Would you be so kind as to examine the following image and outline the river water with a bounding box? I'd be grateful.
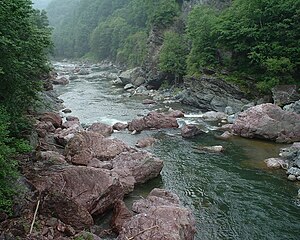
[54,63,300,240]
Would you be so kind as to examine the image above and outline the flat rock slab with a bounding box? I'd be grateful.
[65,131,130,165]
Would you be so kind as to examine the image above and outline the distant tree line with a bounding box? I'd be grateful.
[48,0,300,92]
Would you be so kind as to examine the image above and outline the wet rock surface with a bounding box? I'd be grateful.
[128,111,180,132]
[65,131,129,165]
[181,124,205,138]
[87,122,113,137]
[117,188,196,240]
[181,76,249,113]
[232,103,300,143]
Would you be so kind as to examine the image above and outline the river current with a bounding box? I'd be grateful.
[54,63,300,240]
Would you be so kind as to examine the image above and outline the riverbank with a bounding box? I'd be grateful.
[1,61,300,240]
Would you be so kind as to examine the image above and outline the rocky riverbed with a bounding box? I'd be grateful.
[1,61,300,240]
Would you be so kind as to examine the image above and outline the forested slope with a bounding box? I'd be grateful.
[0,0,52,213]
[47,0,300,92]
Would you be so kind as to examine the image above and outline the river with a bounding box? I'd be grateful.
[54,62,300,240]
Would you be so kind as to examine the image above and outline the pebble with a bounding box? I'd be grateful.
[287,174,297,181]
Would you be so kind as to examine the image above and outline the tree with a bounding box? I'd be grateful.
[159,30,188,84]
[186,6,219,75]
[216,0,300,91]
[0,0,51,213]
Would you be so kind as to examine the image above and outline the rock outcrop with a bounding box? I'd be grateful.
[87,122,113,137]
[65,131,129,165]
[181,76,249,113]
[27,166,125,228]
[232,103,300,143]
[271,85,299,106]
[116,188,196,240]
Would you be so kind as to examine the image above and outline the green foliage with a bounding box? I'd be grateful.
[187,6,219,75]
[159,30,188,81]
[0,0,52,125]
[186,0,300,92]
[48,0,180,65]
[0,0,51,214]
[217,0,300,89]
[0,107,19,214]
[149,0,180,26]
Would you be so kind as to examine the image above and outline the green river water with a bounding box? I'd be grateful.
[54,63,300,240]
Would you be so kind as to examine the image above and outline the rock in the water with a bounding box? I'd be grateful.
[65,131,129,165]
[128,111,179,132]
[232,103,300,143]
[287,167,300,177]
[119,67,144,85]
[142,99,156,105]
[287,174,297,181]
[40,112,62,128]
[272,85,299,106]
[117,188,196,240]
[264,158,287,169]
[181,124,205,138]
[52,77,69,85]
[112,150,163,184]
[201,111,227,121]
[135,137,156,148]
[215,131,233,140]
[195,145,224,153]
[113,122,128,131]
[87,122,113,137]
[62,108,72,113]
[124,83,135,90]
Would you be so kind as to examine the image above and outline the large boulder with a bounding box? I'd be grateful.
[40,112,62,128]
[128,111,179,132]
[87,122,113,137]
[27,166,125,222]
[54,123,83,146]
[181,124,205,138]
[232,103,300,143]
[112,150,163,185]
[118,67,145,86]
[117,188,196,240]
[65,131,129,165]
[181,76,249,113]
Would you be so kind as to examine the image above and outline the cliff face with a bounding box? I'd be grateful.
[143,0,231,88]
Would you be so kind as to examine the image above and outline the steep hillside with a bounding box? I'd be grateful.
[46,0,299,93]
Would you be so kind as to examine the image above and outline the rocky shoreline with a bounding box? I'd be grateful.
[1,60,300,239]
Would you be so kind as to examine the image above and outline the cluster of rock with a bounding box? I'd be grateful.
[265,142,300,181]
[0,109,196,239]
